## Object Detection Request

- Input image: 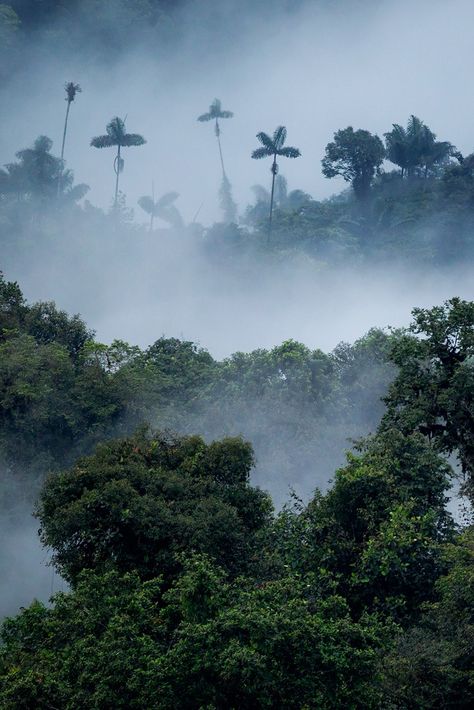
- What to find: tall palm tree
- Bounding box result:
[57,82,81,195]
[197,98,233,177]
[198,98,236,222]
[251,126,300,238]
[90,117,146,208]
[138,190,183,231]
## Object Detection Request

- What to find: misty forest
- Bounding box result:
[1,1,474,708]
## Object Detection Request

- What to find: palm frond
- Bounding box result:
[407,115,424,138]
[91,135,115,148]
[278,146,300,159]
[273,126,287,150]
[121,133,146,147]
[219,110,234,119]
[160,205,184,228]
[385,124,406,143]
[252,146,271,160]
[256,132,275,151]
[138,195,155,214]
[157,191,179,208]
[198,112,212,122]
[65,183,89,201]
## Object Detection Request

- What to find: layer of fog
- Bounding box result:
[4,235,474,359]
[0,512,58,619]
[0,471,62,619]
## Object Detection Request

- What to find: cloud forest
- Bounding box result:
[0,1,474,708]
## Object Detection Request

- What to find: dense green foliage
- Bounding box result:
[0,273,394,501]
[322,127,385,201]
[1,280,474,706]
[0,562,389,709]
[382,298,474,503]
[38,432,271,585]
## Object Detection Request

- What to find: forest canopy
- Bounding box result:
[0,275,473,707]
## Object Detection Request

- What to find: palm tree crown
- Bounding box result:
[251,126,301,239]
[91,117,146,207]
[197,98,233,137]
[64,82,81,105]
[138,191,183,230]
[91,117,146,150]
[252,126,301,173]
[384,115,453,178]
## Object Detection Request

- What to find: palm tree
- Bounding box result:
[384,123,410,178]
[138,190,183,231]
[58,82,81,194]
[90,117,146,208]
[198,98,236,222]
[251,126,300,238]
[385,116,453,178]
[197,98,233,177]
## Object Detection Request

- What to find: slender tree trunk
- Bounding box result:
[215,118,226,178]
[57,100,71,196]
[60,101,70,164]
[114,144,121,208]
[268,155,277,244]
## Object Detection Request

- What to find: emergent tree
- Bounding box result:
[91,117,146,208]
[198,98,237,222]
[251,126,301,239]
[58,82,81,195]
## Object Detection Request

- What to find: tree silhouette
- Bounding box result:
[322,127,384,200]
[251,126,301,239]
[90,117,146,208]
[385,116,453,178]
[0,135,88,205]
[384,123,410,178]
[138,190,183,231]
[251,176,310,212]
[58,81,81,195]
[198,98,237,222]
[198,98,233,176]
